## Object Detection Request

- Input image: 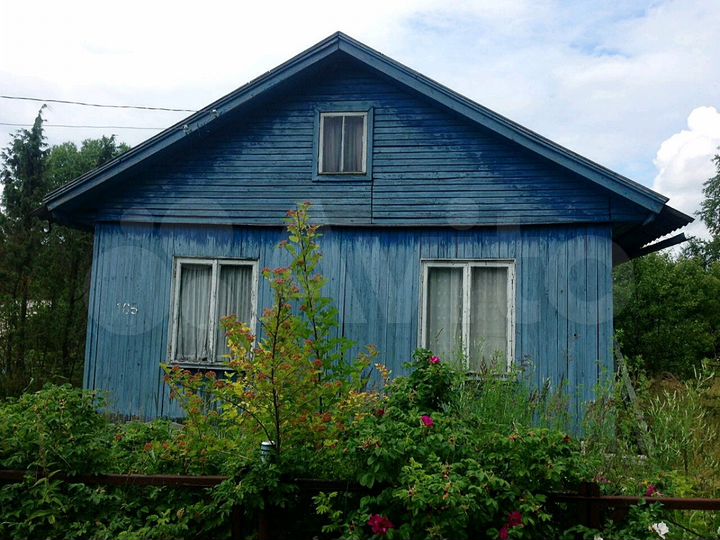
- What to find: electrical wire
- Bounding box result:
[0,94,196,113]
[0,121,164,130]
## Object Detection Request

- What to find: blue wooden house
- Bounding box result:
[40,33,691,419]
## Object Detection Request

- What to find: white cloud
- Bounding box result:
[652,106,720,239]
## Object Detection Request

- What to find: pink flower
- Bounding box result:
[421,415,435,428]
[594,474,610,485]
[430,356,441,364]
[646,484,661,497]
[507,511,523,528]
[499,525,509,540]
[368,514,394,536]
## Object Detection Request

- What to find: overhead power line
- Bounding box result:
[0,94,197,113]
[0,121,164,130]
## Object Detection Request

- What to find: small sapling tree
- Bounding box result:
[165,203,377,459]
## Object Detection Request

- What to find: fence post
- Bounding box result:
[579,481,602,530]
[258,490,270,540]
[231,504,242,540]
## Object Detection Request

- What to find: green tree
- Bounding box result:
[699,155,720,237]
[0,110,129,395]
[615,154,720,376]
[698,154,720,264]
[683,154,720,265]
[0,109,49,390]
[614,252,720,377]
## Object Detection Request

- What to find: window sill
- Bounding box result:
[168,360,234,371]
[312,172,372,182]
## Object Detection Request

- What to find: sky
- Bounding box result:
[1,0,719,239]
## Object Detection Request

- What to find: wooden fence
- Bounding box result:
[2,472,719,539]
[0,470,374,540]
[551,481,720,532]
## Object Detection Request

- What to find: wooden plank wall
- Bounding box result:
[86,222,613,420]
[89,61,642,227]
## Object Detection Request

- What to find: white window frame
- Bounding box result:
[419,260,516,372]
[318,112,368,174]
[169,257,259,367]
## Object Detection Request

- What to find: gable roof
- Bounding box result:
[40,32,692,253]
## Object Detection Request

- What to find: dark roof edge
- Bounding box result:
[616,205,694,256]
[630,233,689,258]
[43,31,670,216]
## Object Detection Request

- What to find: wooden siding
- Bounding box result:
[85,61,645,227]
[85,222,613,420]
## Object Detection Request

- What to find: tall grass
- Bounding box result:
[450,360,720,495]
[450,364,572,435]
[449,361,720,537]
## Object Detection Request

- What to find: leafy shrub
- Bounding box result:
[0,383,112,473]
[319,352,589,540]
[0,385,230,539]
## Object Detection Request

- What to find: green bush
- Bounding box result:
[0,385,232,539]
[318,352,589,540]
[0,384,112,473]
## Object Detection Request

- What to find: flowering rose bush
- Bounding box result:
[318,347,592,540]
[368,514,394,536]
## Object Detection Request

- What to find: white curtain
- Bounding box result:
[177,264,212,362]
[426,267,464,362]
[321,116,343,172]
[215,265,253,362]
[469,267,508,371]
[344,115,364,172]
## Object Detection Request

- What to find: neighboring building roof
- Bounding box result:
[40,32,692,255]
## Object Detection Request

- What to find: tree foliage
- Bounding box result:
[614,253,720,376]
[699,155,720,238]
[615,153,720,376]
[0,109,129,396]
[165,203,377,459]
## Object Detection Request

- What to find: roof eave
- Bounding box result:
[615,205,694,263]
[43,31,670,218]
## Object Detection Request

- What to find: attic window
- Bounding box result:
[420,261,515,373]
[319,112,367,174]
[170,258,258,366]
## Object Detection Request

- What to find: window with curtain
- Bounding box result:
[422,261,515,372]
[172,259,257,366]
[319,112,367,174]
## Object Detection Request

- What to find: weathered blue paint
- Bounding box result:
[85,222,613,419]
[68,61,647,230]
[45,32,692,423]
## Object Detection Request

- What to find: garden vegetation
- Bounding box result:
[1,204,719,539]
